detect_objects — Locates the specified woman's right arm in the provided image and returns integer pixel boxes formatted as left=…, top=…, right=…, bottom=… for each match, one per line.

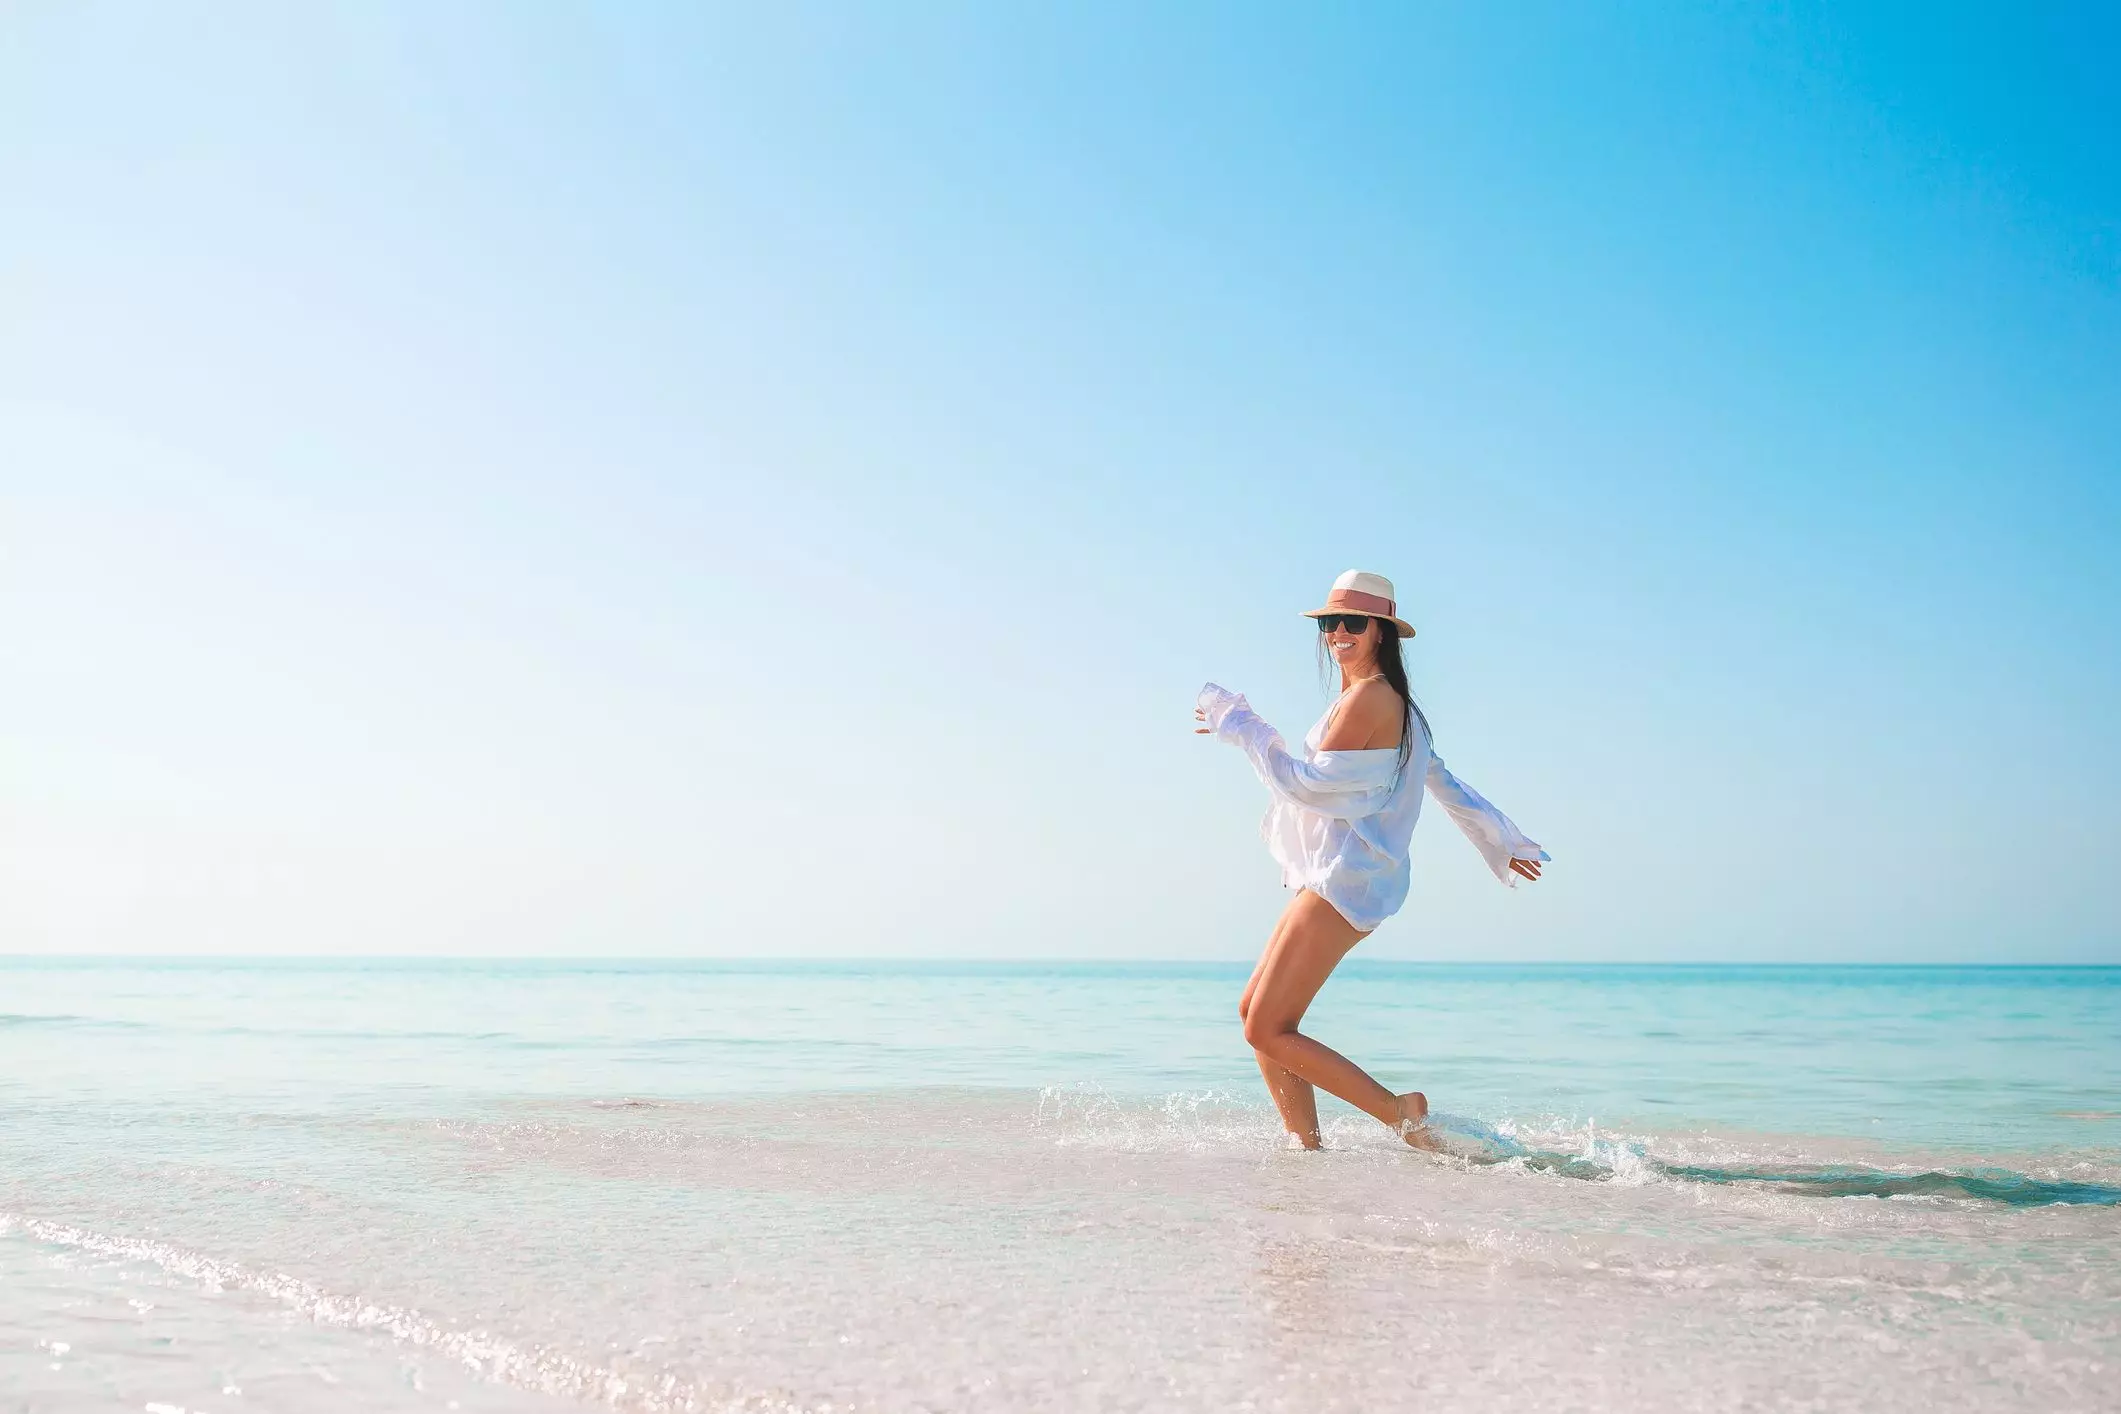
left=1196, top=683, right=1397, bottom=820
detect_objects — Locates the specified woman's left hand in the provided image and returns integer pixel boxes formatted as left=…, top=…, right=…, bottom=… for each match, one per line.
left=1509, top=857, right=1544, bottom=882
left=1193, top=707, right=1211, bottom=735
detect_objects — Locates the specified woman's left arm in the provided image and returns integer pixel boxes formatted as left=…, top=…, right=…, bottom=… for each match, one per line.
left=1424, top=753, right=1549, bottom=886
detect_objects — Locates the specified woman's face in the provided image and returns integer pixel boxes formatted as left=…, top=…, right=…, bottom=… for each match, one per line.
left=1323, top=616, right=1380, bottom=671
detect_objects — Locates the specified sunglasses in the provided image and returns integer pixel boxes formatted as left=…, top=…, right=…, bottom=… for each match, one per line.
left=1315, top=613, right=1372, bottom=635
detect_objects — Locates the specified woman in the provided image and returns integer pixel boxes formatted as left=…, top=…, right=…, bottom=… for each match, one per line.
left=1194, top=570, right=1547, bottom=1150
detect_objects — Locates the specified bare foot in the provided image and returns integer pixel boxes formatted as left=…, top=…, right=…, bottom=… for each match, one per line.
left=1393, top=1091, right=1442, bottom=1151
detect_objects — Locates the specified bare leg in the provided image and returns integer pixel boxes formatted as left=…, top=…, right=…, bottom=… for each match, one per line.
left=1254, top=1051, right=1324, bottom=1147
left=1240, top=909, right=1322, bottom=1147
left=1241, top=890, right=1438, bottom=1149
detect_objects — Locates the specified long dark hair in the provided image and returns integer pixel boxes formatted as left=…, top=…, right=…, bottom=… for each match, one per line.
left=1317, top=620, right=1431, bottom=778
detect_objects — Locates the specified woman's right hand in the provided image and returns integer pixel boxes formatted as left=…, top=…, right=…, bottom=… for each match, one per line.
left=1195, top=683, right=1242, bottom=736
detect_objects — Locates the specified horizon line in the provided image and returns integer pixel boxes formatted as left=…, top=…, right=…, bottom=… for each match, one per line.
left=2, top=955, right=2115, bottom=969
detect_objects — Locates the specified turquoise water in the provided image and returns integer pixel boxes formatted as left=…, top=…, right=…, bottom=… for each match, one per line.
left=3, top=959, right=2118, bottom=1411
left=8, top=958, right=2113, bottom=1147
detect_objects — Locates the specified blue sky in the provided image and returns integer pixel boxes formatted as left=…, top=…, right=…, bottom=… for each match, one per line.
left=3, top=2, right=2115, bottom=961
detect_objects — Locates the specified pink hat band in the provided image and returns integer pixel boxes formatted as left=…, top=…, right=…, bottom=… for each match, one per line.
left=1324, top=587, right=1395, bottom=616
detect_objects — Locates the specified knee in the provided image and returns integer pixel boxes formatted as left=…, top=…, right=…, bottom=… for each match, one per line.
left=1242, top=1011, right=1287, bottom=1052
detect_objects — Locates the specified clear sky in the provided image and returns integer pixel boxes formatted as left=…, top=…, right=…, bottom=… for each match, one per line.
left=4, top=3, right=2115, bottom=961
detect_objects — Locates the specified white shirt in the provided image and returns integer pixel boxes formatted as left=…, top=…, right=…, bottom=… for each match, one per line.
left=1197, top=682, right=1547, bottom=932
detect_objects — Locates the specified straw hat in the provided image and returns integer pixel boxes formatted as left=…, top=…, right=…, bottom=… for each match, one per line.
left=1301, top=570, right=1416, bottom=637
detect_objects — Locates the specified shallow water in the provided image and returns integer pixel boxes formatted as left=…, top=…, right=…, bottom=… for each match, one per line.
left=2, top=959, right=2117, bottom=1411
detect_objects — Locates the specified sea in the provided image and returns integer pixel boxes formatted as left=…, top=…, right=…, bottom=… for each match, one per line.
left=2, top=958, right=2117, bottom=1413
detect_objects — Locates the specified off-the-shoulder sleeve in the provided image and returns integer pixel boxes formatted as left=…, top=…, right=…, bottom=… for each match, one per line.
left=1198, top=683, right=1399, bottom=821
left=1424, top=752, right=1549, bottom=886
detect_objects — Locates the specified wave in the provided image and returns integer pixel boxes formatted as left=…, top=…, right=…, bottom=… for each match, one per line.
left=1425, top=1115, right=2121, bottom=1207
left=0, top=1013, right=158, bottom=1032
left=1029, top=1089, right=2121, bottom=1209
left=1653, top=1162, right=2121, bottom=1206
left=0, top=1213, right=802, bottom=1414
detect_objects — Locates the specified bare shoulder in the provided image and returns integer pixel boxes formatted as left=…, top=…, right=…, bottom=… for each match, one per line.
left=1319, top=680, right=1404, bottom=751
